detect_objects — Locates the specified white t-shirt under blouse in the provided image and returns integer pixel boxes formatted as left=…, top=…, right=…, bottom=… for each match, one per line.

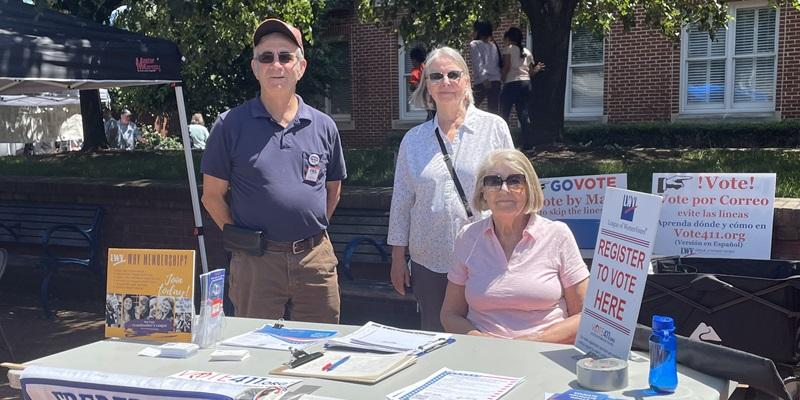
left=501, top=44, right=534, bottom=84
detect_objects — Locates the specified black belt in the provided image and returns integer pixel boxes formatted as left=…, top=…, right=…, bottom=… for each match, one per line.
left=265, top=231, right=326, bottom=254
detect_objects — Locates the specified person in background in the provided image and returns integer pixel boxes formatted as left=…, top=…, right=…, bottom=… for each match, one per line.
left=116, top=109, right=140, bottom=150
left=499, top=27, right=544, bottom=148
left=154, top=113, right=170, bottom=137
left=102, top=107, right=118, bottom=148
left=441, top=149, right=588, bottom=344
left=188, top=113, right=210, bottom=150
left=469, top=21, right=502, bottom=114
left=408, top=45, right=426, bottom=92
left=389, top=46, right=514, bottom=332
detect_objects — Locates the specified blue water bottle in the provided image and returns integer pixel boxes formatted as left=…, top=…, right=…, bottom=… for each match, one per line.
left=649, top=315, right=678, bottom=393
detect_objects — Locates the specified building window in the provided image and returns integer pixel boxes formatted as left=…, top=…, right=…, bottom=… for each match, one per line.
left=565, top=27, right=604, bottom=117
left=681, top=2, right=778, bottom=113
left=398, top=41, right=427, bottom=121
left=307, top=40, right=352, bottom=122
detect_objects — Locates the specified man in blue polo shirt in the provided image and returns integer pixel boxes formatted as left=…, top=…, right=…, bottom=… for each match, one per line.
left=201, top=18, right=347, bottom=323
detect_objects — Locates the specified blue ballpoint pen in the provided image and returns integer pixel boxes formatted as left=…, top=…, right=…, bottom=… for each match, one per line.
left=325, top=355, right=351, bottom=372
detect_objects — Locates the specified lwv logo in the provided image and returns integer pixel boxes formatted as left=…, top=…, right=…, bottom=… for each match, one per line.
left=620, top=195, right=637, bottom=222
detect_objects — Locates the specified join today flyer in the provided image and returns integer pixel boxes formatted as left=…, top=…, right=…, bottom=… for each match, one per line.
left=105, top=248, right=195, bottom=342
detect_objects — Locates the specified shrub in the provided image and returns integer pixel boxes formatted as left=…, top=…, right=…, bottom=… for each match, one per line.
left=138, top=127, right=184, bottom=151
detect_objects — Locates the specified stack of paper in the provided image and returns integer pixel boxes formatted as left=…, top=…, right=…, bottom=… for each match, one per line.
left=387, top=368, right=524, bottom=400
left=209, top=349, right=250, bottom=361
left=326, top=322, right=452, bottom=353
left=222, top=325, right=338, bottom=351
left=271, top=350, right=416, bottom=384
left=159, top=343, right=199, bottom=358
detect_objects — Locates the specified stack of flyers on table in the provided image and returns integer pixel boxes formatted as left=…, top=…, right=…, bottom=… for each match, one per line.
left=139, top=342, right=200, bottom=358
left=222, top=324, right=338, bottom=351
left=386, top=368, right=523, bottom=400
left=194, top=268, right=226, bottom=348
left=326, top=321, right=453, bottom=354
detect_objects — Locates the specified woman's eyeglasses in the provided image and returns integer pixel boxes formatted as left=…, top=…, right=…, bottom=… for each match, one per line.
left=428, top=70, right=463, bottom=84
left=483, top=174, right=526, bottom=192
left=255, top=51, right=297, bottom=65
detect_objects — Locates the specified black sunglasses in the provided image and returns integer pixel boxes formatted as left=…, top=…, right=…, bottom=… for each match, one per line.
left=255, top=51, right=297, bottom=65
left=483, top=174, right=526, bottom=191
left=428, top=70, right=463, bottom=83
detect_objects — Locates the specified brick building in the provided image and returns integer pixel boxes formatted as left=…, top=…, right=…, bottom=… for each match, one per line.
left=305, top=1, right=800, bottom=148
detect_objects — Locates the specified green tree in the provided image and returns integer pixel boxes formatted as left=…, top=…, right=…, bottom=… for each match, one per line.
left=111, top=0, right=340, bottom=125
left=357, top=0, right=800, bottom=148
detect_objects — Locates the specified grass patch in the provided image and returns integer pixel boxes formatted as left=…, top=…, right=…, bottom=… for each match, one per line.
left=1, top=148, right=798, bottom=197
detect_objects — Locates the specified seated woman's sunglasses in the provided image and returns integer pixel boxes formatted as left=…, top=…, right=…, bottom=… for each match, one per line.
left=483, top=174, right=526, bottom=191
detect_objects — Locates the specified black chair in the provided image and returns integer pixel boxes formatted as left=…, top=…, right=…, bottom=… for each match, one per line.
left=633, top=324, right=793, bottom=400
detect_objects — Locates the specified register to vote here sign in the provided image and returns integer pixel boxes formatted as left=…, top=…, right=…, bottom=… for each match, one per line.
left=576, top=187, right=662, bottom=360
left=652, top=173, right=776, bottom=260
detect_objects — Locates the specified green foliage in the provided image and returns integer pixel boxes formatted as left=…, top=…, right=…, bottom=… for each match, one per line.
left=137, top=127, right=184, bottom=151
left=564, top=120, right=800, bottom=148
left=59, top=0, right=346, bottom=124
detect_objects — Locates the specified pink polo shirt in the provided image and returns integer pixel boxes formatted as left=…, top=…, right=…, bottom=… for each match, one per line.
left=448, top=214, right=589, bottom=339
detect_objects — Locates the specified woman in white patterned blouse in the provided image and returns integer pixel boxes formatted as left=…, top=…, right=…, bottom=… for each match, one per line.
left=387, top=46, right=514, bottom=332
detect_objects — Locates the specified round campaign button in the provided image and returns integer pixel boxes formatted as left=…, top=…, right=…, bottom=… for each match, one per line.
left=308, top=154, right=321, bottom=166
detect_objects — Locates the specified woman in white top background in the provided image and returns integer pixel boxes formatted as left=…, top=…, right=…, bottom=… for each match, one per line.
left=468, top=21, right=503, bottom=115
left=388, top=46, right=514, bottom=332
left=500, top=27, right=545, bottom=148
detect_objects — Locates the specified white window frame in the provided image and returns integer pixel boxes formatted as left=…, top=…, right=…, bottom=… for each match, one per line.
left=564, top=30, right=605, bottom=118
left=398, top=38, right=427, bottom=121
left=679, top=0, right=780, bottom=115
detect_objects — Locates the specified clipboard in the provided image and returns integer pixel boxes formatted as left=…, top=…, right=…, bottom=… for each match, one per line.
left=271, top=350, right=416, bottom=384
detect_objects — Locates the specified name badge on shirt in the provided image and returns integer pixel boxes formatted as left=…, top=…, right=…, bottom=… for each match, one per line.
left=304, top=165, right=321, bottom=182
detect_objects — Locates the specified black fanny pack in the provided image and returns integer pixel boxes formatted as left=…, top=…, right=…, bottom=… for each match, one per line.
left=222, top=224, right=265, bottom=256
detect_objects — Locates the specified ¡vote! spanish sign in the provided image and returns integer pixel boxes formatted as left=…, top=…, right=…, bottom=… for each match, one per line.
left=576, top=187, right=662, bottom=361
left=652, top=173, right=776, bottom=260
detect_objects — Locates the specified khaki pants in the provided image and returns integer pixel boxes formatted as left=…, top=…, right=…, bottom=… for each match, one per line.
left=229, top=234, right=340, bottom=323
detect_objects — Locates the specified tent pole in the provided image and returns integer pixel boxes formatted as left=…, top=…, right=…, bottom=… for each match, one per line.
left=174, top=84, right=209, bottom=274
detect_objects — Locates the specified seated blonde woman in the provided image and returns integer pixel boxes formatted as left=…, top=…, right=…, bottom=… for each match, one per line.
left=440, top=149, right=589, bottom=344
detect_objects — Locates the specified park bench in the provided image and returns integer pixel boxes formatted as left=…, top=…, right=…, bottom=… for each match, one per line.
left=0, top=201, right=104, bottom=316
left=328, top=208, right=418, bottom=327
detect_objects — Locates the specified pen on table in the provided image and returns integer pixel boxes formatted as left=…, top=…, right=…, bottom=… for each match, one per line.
left=416, top=338, right=455, bottom=356
left=321, top=362, right=333, bottom=371
left=325, top=355, right=351, bottom=372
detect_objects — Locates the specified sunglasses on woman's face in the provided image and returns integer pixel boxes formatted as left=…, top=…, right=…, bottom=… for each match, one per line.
left=483, top=174, right=527, bottom=192
left=428, top=70, right=463, bottom=83
left=255, top=51, right=297, bottom=65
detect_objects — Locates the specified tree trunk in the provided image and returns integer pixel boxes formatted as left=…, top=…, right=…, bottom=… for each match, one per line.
left=521, top=0, right=578, bottom=148
left=79, top=89, right=107, bottom=151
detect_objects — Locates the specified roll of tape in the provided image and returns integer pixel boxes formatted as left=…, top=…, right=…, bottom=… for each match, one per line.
left=576, top=357, right=628, bottom=391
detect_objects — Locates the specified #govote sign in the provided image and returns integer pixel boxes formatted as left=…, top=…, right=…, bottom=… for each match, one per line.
left=539, top=174, right=627, bottom=249
left=652, top=173, right=776, bottom=259
left=539, top=174, right=627, bottom=220
left=576, top=187, right=662, bottom=361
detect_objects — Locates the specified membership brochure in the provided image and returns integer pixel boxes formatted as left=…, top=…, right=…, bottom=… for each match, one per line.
left=105, top=248, right=195, bottom=342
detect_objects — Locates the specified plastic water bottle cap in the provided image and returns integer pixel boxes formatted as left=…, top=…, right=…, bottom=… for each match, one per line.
left=652, top=315, right=674, bottom=331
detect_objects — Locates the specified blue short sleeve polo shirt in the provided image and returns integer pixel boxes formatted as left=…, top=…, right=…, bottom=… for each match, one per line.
left=201, top=95, right=347, bottom=242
